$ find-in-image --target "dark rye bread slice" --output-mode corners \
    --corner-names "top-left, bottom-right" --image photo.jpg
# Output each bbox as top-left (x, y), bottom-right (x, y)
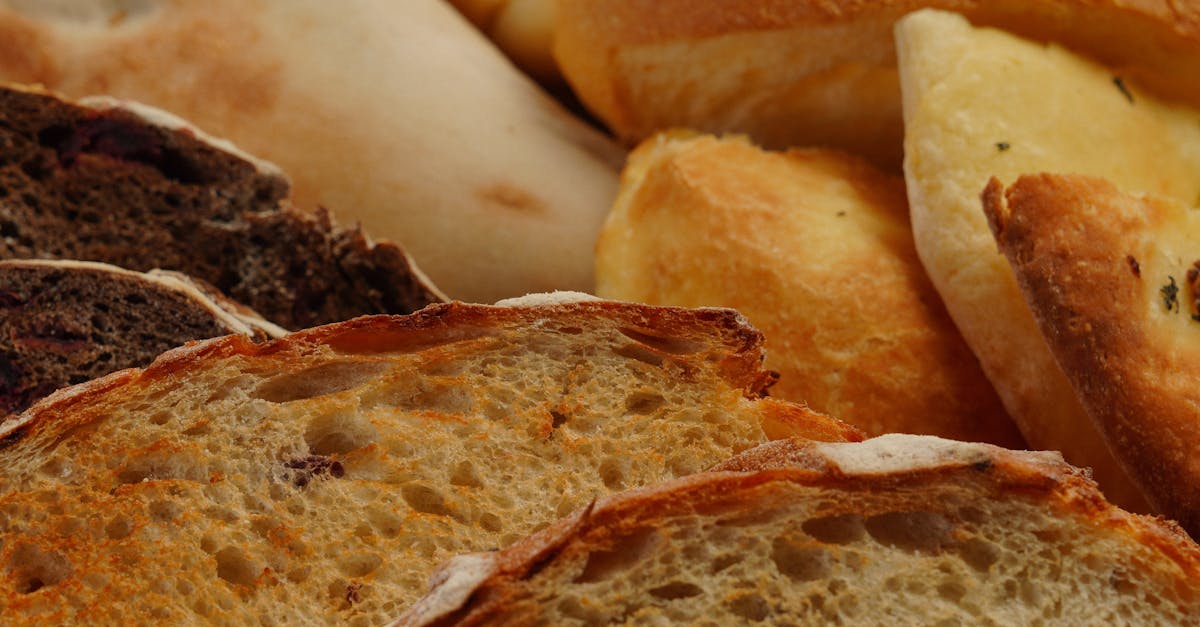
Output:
top-left (0, 259), bottom-right (285, 417)
top-left (399, 435), bottom-right (1200, 626)
top-left (0, 84), bottom-right (445, 330)
top-left (0, 296), bottom-right (860, 624)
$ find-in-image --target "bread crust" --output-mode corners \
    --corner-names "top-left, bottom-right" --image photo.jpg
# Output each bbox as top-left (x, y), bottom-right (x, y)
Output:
top-left (397, 435), bottom-right (1200, 625)
top-left (985, 173), bottom-right (1200, 537)
top-left (555, 0), bottom-right (1200, 169)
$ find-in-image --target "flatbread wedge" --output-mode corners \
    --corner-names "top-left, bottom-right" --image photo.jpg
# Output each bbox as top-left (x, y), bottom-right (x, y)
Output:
top-left (898, 8), bottom-right (1200, 509)
top-left (984, 173), bottom-right (1200, 538)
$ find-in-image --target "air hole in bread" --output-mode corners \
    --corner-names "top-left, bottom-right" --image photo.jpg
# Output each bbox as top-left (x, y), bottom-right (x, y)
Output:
top-left (625, 391), bottom-right (666, 415)
top-left (116, 449), bottom-right (207, 484)
top-left (303, 410), bottom-right (377, 456)
top-left (938, 581), bottom-right (967, 603)
top-left (957, 536), bottom-right (1001, 572)
top-left (214, 547), bottom-right (260, 587)
top-left (104, 515), bottom-right (133, 540)
top-left (649, 581), bottom-right (704, 600)
top-left (7, 543), bottom-right (70, 594)
top-left (710, 553), bottom-right (743, 574)
top-left (148, 411), bottom-right (170, 426)
top-left (771, 536), bottom-right (833, 581)
top-left (339, 553), bottom-right (383, 578)
top-left (614, 343), bottom-right (665, 367)
top-left (401, 483), bottom-right (453, 518)
top-left (576, 528), bottom-right (659, 584)
top-left (253, 361), bottom-right (388, 403)
top-left (479, 512), bottom-right (503, 533)
top-left (367, 507), bottom-right (404, 538)
top-left (801, 514), bottom-right (866, 545)
top-left (449, 461), bottom-right (483, 488)
top-left (148, 499), bottom-right (180, 522)
top-left (618, 327), bottom-right (703, 355)
top-left (727, 592), bottom-right (770, 622)
top-left (864, 511), bottom-right (953, 553)
top-left (598, 457), bottom-right (627, 489)
top-left (549, 410), bottom-right (569, 430)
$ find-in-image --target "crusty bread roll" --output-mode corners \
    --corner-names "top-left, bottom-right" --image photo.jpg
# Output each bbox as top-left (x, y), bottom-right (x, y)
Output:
top-left (0, 298), bottom-right (858, 623)
top-left (985, 173), bottom-right (1200, 538)
top-left (399, 435), bottom-right (1200, 625)
top-left (898, 9), bottom-right (1200, 510)
top-left (0, 0), bottom-right (622, 303)
top-left (449, 0), bottom-right (558, 85)
top-left (596, 131), bottom-right (1022, 446)
top-left (555, 0), bottom-right (1200, 170)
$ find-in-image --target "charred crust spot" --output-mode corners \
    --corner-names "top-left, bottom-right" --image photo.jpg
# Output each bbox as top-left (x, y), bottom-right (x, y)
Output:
top-left (284, 455), bottom-right (344, 487)
top-left (1126, 255), bottom-right (1141, 278)
top-left (1113, 76), bottom-right (1134, 104)
top-left (1161, 276), bottom-right (1180, 313)
top-left (550, 410), bottom-right (569, 430)
top-left (345, 582), bottom-right (362, 605)
top-left (972, 459), bottom-right (992, 472)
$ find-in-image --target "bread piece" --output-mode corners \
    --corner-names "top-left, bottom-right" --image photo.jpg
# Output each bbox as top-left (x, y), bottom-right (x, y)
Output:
top-left (554, 0), bottom-right (1200, 170)
top-left (0, 259), bottom-right (285, 417)
top-left (0, 298), bottom-right (859, 624)
top-left (898, 9), bottom-right (1200, 510)
top-left (448, 0), bottom-right (558, 85)
top-left (399, 435), bottom-right (1200, 626)
top-left (0, 0), bottom-right (622, 303)
top-left (0, 83), bottom-right (445, 330)
top-left (595, 132), bottom-right (1020, 445)
top-left (984, 173), bottom-right (1200, 538)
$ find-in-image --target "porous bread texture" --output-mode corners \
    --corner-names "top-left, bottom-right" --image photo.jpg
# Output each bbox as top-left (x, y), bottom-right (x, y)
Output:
top-left (898, 9), bottom-right (1200, 510)
top-left (401, 436), bottom-right (1200, 626)
top-left (0, 300), bottom-right (857, 624)
top-left (0, 83), bottom-right (445, 330)
top-left (595, 131), bottom-right (1021, 446)
top-left (0, 259), bottom-right (283, 416)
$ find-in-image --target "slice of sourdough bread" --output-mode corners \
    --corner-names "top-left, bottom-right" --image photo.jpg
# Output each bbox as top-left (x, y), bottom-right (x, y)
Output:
top-left (0, 83), bottom-right (445, 330)
top-left (0, 297), bottom-right (859, 624)
top-left (399, 435), bottom-right (1200, 626)
top-left (0, 259), bottom-right (285, 417)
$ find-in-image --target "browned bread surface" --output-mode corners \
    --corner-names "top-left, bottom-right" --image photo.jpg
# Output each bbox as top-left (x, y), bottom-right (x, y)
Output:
top-left (399, 435), bottom-right (1200, 625)
top-left (0, 259), bottom-right (284, 417)
top-left (555, 0), bottom-right (1200, 169)
top-left (596, 132), bottom-right (1021, 446)
top-left (984, 173), bottom-right (1200, 537)
top-left (0, 297), bottom-right (859, 624)
top-left (0, 84), bottom-right (444, 330)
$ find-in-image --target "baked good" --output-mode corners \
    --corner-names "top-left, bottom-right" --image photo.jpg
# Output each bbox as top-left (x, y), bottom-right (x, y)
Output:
top-left (0, 83), bottom-right (445, 330)
top-left (554, 0), bottom-right (1200, 170)
top-left (448, 0), bottom-right (559, 85)
top-left (0, 296), bottom-right (859, 623)
top-left (0, 259), bottom-right (285, 417)
top-left (985, 173), bottom-right (1200, 538)
top-left (898, 9), bottom-right (1200, 510)
top-left (399, 435), bottom-right (1200, 626)
top-left (0, 0), bottom-right (623, 303)
top-left (595, 131), bottom-right (1021, 445)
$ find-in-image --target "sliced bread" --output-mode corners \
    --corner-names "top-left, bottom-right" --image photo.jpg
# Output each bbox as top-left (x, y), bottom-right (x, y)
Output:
top-left (0, 259), bottom-right (285, 417)
top-left (0, 296), bottom-right (859, 624)
top-left (400, 435), bottom-right (1200, 625)
top-left (0, 83), bottom-right (444, 330)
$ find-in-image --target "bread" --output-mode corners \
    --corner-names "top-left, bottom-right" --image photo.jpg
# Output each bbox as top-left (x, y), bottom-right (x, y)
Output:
top-left (554, 0), bottom-right (1200, 170)
top-left (0, 0), bottom-right (623, 303)
top-left (0, 83), bottom-right (445, 330)
top-left (398, 434), bottom-right (1200, 626)
top-left (594, 132), bottom-right (1019, 446)
top-left (0, 296), bottom-right (859, 623)
top-left (0, 259), bottom-right (286, 417)
top-left (898, 9), bottom-right (1200, 510)
top-left (448, 0), bottom-right (558, 85)
top-left (984, 173), bottom-right (1200, 538)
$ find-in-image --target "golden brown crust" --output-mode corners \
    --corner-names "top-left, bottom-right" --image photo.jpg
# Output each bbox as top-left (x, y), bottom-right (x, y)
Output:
top-left (596, 133), bottom-right (1020, 445)
top-left (398, 435), bottom-right (1200, 626)
top-left (985, 173), bottom-right (1200, 536)
top-left (555, 0), bottom-right (1200, 168)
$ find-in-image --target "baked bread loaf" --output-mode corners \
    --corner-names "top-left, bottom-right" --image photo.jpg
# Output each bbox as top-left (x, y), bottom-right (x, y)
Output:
top-left (898, 9), bottom-right (1200, 510)
top-left (0, 83), bottom-right (445, 330)
top-left (448, 0), bottom-right (558, 85)
top-left (554, 0), bottom-right (1200, 170)
top-left (985, 173), bottom-right (1200, 538)
top-left (0, 259), bottom-right (284, 417)
top-left (0, 296), bottom-right (859, 624)
top-left (399, 435), bottom-right (1200, 626)
top-left (0, 0), bottom-right (623, 303)
top-left (596, 132), bottom-right (1020, 445)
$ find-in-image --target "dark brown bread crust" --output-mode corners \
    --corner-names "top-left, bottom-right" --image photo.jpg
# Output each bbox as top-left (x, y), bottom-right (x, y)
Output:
top-left (0, 260), bottom-right (278, 416)
top-left (0, 85), bottom-right (444, 330)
